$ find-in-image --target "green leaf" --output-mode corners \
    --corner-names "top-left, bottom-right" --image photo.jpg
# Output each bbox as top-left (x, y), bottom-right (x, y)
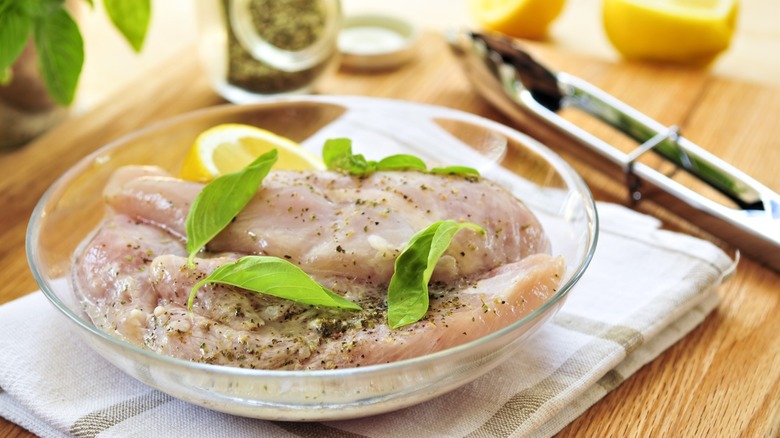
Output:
top-left (188, 256), bottom-right (362, 311)
top-left (322, 138), bottom-right (375, 175)
top-left (103, 0), bottom-right (150, 52)
top-left (322, 137), bottom-right (352, 166)
top-left (387, 220), bottom-right (485, 329)
top-left (17, 0), bottom-right (63, 17)
top-left (0, 5), bottom-right (33, 73)
top-left (33, 8), bottom-right (83, 105)
top-left (322, 138), bottom-right (480, 177)
top-left (430, 165), bottom-right (481, 177)
top-left (185, 149), bottom-right (277, 265)
top-left (0, 68), bottom-right (11, 85)
top-left (375, 154), bottom-right (428, 172)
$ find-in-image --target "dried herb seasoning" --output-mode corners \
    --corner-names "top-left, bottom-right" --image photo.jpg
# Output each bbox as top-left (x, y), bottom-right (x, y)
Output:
top-left (222, 0), bottom-right (331, 94)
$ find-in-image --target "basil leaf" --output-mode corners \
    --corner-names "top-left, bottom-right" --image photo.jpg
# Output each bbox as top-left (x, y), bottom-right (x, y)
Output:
top-left (375, 154), bottom-right (428, 172)
top-left (430, 165), bottom-right (481, 177)
top-left (185, 149), bottom-right (277, 265)
top-left (17, 0), bottom-right (62, 17)
top-left (188, 256), bottom-right (362, 311)
top-left (387, 220), bottom-right (485, 329)
top-left (103, 0), bottom-right (150, 52)
top-left (322, 137), bottom-right (352, 167)
top-left (323, 138), bottom-right (480, 177)
top-left (33, 7), bottom-right (83, 105)
top-left (322, 138), bottom-right (375, 175)
top-left (0, 5), bottom-right (32, 73)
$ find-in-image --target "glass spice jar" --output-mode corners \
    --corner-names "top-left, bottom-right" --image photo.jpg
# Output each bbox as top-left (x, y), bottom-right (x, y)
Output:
top-left (196, 0), bottom-right (342, 103)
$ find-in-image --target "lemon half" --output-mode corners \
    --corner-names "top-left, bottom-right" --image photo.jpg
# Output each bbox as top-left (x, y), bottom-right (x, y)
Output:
top-left (469, 0), bottom-right (567, 40)
top-left (180, 124), bottom-right (325, 182)
top-left (603, 0), bottom-right (738, 65)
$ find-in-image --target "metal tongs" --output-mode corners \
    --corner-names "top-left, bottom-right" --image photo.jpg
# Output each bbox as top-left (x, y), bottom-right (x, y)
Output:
top-left (449, 30), bottom-right (780, 272)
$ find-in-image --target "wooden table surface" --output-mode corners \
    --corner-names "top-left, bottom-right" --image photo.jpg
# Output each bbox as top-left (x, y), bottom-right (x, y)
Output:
top-left (3, 17), bottom-right (780, 438)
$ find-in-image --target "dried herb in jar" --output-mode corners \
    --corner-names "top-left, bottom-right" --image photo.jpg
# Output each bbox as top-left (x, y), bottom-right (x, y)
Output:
top-left (223, 0), bottom-right (330, 94)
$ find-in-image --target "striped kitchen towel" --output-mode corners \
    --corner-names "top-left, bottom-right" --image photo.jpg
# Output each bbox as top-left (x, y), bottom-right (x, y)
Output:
top-left (0, 202), bottom-right (734, 438)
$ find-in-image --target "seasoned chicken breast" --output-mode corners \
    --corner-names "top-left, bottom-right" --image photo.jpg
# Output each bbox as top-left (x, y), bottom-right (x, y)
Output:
top-left (105, 167), bottom-right (550, 283)
top-left (72, 166), bottom-right (564, 370)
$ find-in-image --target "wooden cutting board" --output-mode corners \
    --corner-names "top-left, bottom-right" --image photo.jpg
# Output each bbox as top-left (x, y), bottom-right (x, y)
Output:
top-left (1, 32), bottom-right (779, 437)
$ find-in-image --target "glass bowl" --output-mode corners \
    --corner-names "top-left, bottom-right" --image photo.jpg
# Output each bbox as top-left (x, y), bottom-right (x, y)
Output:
top-left (27, 96), bottom-right (597, 421)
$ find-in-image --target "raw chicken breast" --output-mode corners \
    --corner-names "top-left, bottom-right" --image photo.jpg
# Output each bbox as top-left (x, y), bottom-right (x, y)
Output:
top-left (106, 167), bottom-right (550, 284)
top-left (72, 165), bottom-right (564, 370)
top-left (72, 214), bottom-right (186, 343)
top-left (149, 251), bottom-right (563, 369)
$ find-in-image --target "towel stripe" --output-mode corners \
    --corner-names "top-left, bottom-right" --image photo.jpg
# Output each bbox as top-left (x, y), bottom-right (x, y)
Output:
top-left (553, 312), bottom-right (645, 354)
top-left (465, 317), bottom-right (643, 437)
top-left (465, 341), bottom-right (624, 437)
top-left (274, 421), bottom-right (369, 438)
top-left (69, 391), bottom-right (173, 438)
top-left (597, 369), bottom-right (625, 392)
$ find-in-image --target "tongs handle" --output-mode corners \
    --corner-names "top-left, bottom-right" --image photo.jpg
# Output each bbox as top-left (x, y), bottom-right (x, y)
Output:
top-left (558, 74), bottom-right (763, 210)
top-left (449, 30), bottom-right (780, 271)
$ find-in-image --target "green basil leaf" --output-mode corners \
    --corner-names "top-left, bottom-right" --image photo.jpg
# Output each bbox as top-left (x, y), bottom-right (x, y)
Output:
top-left (0, 69), bottom-right (11, 85)
top-left (430, 165), bottom-right (481, 177)
top-left (323, 138), bottom-right (480, 177)
top-left (185, 149), bottom-right (277, 265)
top-left (375, 154), bottom-right (428, 172)
top-left (322, 137), bottom-right (352, 167)
top-left (0, 5), bottom-right (32, 72)
top-left (103, 0), bottom-right (150, 52)
top-left (188, 256), bottom-right (362, 311)
top-left (322, 138), bottom-right (375, 175)
top-left (33, 8), bottom-right (83, 105)
top-left (387, 220), bottom-right (485, 329)
top-left (17, 0), bottom-right (62, 17)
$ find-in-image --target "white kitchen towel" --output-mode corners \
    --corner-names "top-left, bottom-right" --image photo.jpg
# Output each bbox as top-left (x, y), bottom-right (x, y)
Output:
top-left (0, 203), bottom-right (735, 438)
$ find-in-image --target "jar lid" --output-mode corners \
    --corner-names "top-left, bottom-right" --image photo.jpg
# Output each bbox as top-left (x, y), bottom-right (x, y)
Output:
top-left (338, 14), bottom-right (419, 70)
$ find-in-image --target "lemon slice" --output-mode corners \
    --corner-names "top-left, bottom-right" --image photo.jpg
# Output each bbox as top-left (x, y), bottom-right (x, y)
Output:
top-left (468, 0), bottom-right (567, 40)
top-left (180, 124), bottom-right (325, 182)
top-left (603, 0), bottom-right (738, 65)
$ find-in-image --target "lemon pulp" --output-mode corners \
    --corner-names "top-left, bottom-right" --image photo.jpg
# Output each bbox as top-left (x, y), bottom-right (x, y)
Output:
top-left (180, 124), bottom-right (325, 182)
top-left (469, 0), bottom-right (567, 40)
top-left (603, 0), bottom-right (738, 65)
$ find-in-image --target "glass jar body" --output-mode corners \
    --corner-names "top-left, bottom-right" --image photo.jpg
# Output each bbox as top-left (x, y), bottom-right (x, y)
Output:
top-left (196, 0), bottom-right (342, 103)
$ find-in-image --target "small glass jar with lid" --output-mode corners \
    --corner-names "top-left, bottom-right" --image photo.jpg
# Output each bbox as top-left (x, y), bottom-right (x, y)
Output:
top-left (196, 0), bottom-right (342, 103)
